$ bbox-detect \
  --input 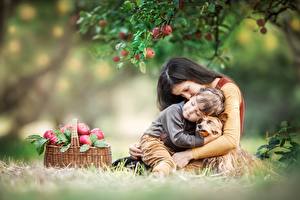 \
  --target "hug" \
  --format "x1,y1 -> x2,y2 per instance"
127,57 -> 256,176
